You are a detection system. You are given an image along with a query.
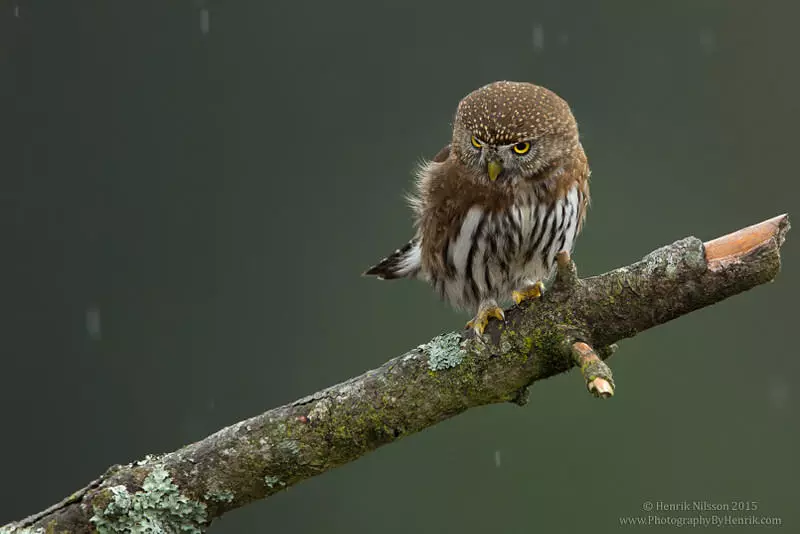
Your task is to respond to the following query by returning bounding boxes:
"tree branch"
[3,214,789,534]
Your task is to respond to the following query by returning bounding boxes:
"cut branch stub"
[704,214,789,270]
[571,341,615,398]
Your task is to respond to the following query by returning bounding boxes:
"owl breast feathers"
[365,81,590,333]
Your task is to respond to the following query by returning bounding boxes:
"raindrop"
[200,7,210,35]
[768,376,789,410]
[699,29,716,55]
[86,306,102,341]
[494,449,501,467]
[532,25,544,52]
[14,4,20,17]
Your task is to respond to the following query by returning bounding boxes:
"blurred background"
[2,1,798,532]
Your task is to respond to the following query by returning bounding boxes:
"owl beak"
[487,160,503,182]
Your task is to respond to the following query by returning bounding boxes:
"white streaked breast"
[561,186,580,255]
[450,206,484,275]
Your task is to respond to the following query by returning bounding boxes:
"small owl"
[365,81,590,335]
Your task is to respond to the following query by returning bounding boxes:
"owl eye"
[512,142,531,155]
[470,136,483,149]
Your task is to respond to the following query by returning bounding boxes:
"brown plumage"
[365,81,590,334]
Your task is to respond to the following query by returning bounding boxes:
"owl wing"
[574,145,591,234]
[363,237,422,279]
[364,144,455,281]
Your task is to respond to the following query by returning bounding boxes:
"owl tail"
[363,238,422,280]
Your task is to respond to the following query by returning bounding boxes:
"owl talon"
[512,280,545,305]
[466,305,505,336]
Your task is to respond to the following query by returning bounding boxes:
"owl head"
[452,81,579,184]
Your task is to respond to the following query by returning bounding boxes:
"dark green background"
[3,1,798,532]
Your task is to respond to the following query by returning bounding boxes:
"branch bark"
[3,214,790,534]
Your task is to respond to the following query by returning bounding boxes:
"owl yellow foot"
[466,304,505,336]
[512,280,545,305]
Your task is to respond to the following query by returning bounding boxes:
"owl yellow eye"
[512,142,531,155]
[470,136,483,149]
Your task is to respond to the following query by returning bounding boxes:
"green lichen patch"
[264,475,286,489]
[203,489,234,504]
[426,332,467,371]
[640,237,705,279]
[134,453,162,467]
[90,465,207,534]
[0,526,45,534]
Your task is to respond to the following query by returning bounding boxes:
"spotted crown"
[455,81,577,145]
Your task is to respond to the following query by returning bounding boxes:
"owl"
[364,81,590,335]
